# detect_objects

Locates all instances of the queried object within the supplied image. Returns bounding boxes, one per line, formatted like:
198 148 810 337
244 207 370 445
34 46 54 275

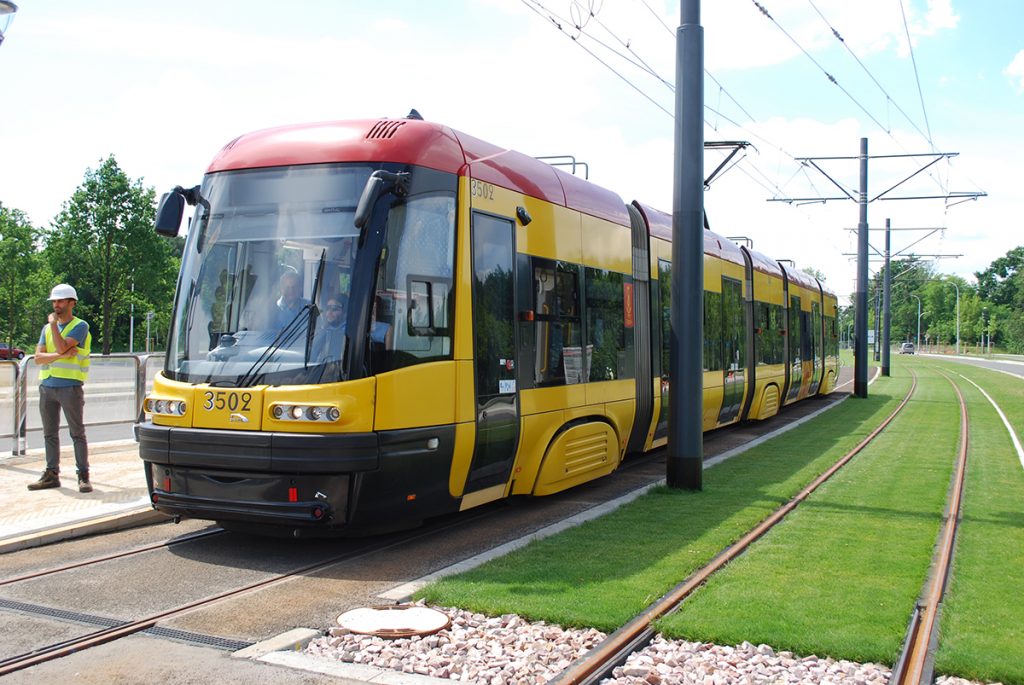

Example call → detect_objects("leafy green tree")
0 206 50 351
976 246 1023 306
44 156 178 354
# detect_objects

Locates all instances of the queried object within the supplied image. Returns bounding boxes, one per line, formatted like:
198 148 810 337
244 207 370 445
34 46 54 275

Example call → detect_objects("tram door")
718 277 746 423
465 212 520 493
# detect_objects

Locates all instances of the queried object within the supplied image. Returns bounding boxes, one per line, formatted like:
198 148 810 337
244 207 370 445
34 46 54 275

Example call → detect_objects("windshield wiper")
236 304 313 387
304 249 327 366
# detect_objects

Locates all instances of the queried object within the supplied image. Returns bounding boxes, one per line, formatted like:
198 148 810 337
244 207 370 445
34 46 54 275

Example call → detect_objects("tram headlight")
154 400 167 414
175 401 187 415
270 403 340 422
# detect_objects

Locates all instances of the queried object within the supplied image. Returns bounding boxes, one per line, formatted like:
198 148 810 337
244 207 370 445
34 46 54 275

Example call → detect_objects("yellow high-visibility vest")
39 316 91 383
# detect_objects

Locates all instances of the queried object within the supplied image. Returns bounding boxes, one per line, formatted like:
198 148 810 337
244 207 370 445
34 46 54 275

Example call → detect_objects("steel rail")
890 371 969 685
0 506 498 676
552 372 919 685
0 528 226 588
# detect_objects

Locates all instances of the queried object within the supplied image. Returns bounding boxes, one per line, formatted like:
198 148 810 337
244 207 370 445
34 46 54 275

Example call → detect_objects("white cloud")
1004 49 1024 93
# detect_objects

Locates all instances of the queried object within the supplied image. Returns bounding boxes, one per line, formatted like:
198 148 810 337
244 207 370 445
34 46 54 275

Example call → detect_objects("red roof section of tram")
206 118 630 226
632 201 746 266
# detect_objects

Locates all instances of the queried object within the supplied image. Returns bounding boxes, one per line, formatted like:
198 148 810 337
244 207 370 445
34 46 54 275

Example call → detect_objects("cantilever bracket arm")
704 141 751 188
869 154 950 202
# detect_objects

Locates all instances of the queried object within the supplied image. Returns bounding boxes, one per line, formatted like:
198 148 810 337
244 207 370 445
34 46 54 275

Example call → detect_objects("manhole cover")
337 605 451 638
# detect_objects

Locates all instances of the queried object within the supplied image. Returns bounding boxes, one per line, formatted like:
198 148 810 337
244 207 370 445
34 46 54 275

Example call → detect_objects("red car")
0 343 25 360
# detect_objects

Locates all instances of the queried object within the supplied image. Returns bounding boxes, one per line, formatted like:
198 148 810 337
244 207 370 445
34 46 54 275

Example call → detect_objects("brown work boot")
28 469 60 491
78 472 93 494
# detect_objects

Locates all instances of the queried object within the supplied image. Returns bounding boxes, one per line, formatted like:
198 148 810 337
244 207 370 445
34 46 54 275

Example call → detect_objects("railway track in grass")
889 370 969 685
550 372 920 685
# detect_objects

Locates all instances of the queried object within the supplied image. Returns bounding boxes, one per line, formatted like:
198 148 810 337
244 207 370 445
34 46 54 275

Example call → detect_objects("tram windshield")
166 163 458 387
167 164 373 386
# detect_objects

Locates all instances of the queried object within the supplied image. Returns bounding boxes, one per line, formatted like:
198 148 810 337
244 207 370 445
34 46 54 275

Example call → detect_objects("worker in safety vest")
27 284 93 493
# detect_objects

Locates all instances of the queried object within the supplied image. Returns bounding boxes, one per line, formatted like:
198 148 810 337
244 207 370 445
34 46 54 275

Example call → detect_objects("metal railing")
1 353 164 456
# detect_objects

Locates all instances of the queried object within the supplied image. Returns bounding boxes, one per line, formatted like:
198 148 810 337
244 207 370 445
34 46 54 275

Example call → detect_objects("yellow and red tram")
140 115 839 534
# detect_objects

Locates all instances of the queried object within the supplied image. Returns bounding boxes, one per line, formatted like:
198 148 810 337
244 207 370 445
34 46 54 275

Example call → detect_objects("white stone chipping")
303 603 996 684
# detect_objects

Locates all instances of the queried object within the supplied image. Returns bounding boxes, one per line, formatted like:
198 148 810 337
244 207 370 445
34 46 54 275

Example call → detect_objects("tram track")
890 370 969 685
0 527 227 588
550 372 920 685
0 506 505 677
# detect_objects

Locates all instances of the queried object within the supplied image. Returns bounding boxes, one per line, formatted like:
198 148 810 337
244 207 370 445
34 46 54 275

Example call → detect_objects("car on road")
0 343 25 360
899 342 915 355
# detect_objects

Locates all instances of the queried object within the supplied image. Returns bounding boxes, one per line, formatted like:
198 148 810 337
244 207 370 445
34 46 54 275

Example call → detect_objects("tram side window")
811 302 822 361
800 310 811 361
372 193 455 371
825 315 838 357
584 268 635 381
533 260 582 385
721 277 745 372
704 290 723 372
789 295 802 364
659 260 672 380
756 302 785 366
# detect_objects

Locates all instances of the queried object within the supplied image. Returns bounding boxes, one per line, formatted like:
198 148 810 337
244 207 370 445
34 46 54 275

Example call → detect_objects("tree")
0 205 49 350
44 156 178 354
975 246 1023 306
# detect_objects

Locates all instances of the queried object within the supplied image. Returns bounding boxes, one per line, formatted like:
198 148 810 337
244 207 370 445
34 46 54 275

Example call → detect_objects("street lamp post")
145 311 155 353
910 294 921 350
982 307 988 355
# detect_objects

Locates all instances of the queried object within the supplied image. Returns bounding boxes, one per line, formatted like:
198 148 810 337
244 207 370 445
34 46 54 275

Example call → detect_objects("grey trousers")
39 384 89 475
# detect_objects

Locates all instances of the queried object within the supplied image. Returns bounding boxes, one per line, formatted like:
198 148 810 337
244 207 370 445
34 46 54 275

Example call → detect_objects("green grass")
418 356 1023 681
924 362 1024 683
417 375 911 632
656 365 958 665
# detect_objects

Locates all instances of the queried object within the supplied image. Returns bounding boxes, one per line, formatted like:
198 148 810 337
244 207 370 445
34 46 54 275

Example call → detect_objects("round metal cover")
337 605 451 638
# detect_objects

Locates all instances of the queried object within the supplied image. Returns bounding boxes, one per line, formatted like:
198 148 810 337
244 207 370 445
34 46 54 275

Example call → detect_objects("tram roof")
632 201 746 267
206 118 631 227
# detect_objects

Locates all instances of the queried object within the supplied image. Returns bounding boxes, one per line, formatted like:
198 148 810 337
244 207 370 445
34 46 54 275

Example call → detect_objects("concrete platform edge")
0 507 168 554
259 649 455 685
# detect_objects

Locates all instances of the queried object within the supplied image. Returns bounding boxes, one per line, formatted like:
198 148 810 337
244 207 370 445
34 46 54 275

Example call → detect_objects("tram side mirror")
354 175 385 231
155 190 185 237
354 170 412 231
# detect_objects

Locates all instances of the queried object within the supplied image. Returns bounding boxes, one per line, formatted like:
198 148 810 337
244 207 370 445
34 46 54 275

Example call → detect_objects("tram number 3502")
203 390 253 413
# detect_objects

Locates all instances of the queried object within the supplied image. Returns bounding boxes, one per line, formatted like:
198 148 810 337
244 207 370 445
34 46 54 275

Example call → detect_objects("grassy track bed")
655 366 958 666
933 357 1024 460
418 375 911 633
922 362 1024 683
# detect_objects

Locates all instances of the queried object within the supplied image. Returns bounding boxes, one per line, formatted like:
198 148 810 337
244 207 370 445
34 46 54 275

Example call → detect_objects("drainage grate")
0 598 252 651
0 597 125 629
142 626 253 651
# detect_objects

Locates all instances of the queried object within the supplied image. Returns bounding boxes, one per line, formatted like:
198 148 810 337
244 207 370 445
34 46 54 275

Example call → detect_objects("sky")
1 0 1021 305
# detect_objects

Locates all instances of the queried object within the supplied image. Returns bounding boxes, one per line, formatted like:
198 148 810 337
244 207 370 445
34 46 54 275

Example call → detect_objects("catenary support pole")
854 138 869 398
882 218 891 376
874 288 881 362
668 0 703 489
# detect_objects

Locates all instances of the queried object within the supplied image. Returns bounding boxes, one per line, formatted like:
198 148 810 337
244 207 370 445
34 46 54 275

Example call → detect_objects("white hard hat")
48 284 78 301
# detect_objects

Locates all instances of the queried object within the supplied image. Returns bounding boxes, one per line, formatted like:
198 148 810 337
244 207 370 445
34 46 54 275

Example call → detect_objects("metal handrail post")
14 356 29 456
